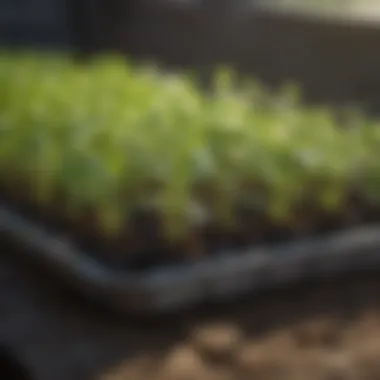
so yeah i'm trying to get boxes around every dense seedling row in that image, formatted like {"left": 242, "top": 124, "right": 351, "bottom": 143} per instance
{"left": 1, "top": 51, "right": 380, "bottom": 269}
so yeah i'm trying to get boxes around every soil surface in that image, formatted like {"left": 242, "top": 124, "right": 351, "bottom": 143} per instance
{"left": 2, "top": 248, "right": 380, "bottom": 380}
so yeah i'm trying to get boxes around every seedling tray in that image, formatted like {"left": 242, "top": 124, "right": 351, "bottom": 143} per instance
{"left": 3, "top": 52, "right": 380, "bottom": 315}
{"left": 2, "top": 203, "right": 380, "bottom": 314}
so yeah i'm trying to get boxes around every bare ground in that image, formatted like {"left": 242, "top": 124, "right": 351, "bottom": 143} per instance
{"left": 2, "top": 248, "right": 380, "bottom": 380}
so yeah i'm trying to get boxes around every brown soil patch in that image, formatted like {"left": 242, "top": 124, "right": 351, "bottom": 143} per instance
{"left": 2, "top": 249, "right": 380, "bottom": 380}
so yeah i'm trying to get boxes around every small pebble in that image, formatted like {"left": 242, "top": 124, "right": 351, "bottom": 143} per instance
{"left": 321, "top": 351, "right": 354, "bottom": 380}
{"left": 292, "top": 319, "right": 341, "bottom": 348}
{"left": 162, "top": 345, "right": 205, "bottom": 380}
{"left": 191, "top": 323, "right": 243, "bottom": 362}
{"left": 352, "top": 341, "right": 380, "bottom": 380}
{"left": 236, "top": 338, "right": 295, "bottom": 377}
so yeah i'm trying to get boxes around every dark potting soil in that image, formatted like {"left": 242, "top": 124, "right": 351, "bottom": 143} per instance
{"left": 1, "top": 186, "right": 380, "bottom": 273}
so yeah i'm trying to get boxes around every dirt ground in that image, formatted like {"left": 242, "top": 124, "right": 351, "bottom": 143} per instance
{"left": 2, "top": 248, "right": 380, "bottom": 380}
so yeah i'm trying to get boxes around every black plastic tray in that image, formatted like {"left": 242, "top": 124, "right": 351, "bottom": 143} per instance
{"left": 1, "top": 203, "right": 380, "bottom": 314}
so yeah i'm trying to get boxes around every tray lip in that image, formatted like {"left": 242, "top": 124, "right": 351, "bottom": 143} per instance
{"left": 1, "top": 202, "right": 380, "bottom": 314}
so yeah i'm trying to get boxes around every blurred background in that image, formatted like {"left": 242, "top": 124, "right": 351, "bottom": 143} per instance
{"left": 2, "top": 0, "right": 380, "bottom": 108}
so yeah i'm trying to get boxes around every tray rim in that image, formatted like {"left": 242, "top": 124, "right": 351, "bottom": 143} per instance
{"left": 1, "top": 203, "right": 380, "bottom": 314}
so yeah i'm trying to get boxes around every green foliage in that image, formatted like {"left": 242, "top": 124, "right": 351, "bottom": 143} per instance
{"left": 0, "top": 51, "right": 379, "bottom": 241}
